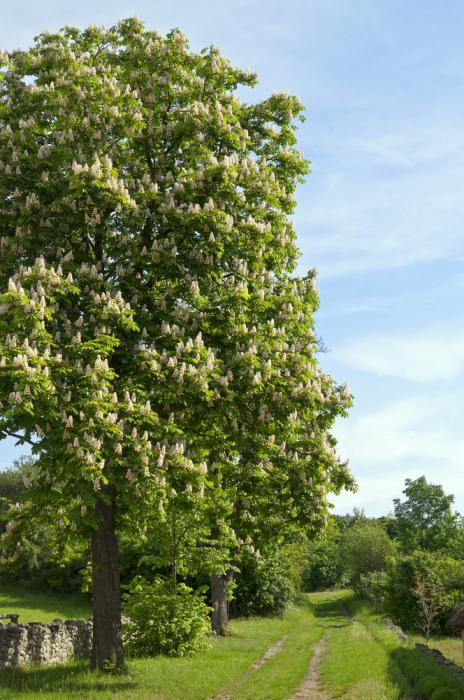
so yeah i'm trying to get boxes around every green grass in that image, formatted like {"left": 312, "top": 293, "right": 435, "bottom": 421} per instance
{"left": 338, "top": 594, "right": 464, "bottom": 700}
{"left": 0, "top": 582, "right": 90, "bottom": 623}
{"left": 225, "top": 596, "right": 324, "bottom": 700}
{"left": 0, "top": 604, "right": 320, "bottom": 700}
{"left": 1, "top": 584, "right": 464, "bottom": 699}
{"left": 412, "top": 632, "right": 464, "bottom": 667}
{"left": 316, "top": 591, "right": 411, "bottom": 699}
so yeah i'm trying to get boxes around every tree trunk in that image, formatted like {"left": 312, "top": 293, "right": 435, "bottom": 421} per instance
{"left": 91, "top": 490, "right": 124, "bottom": 670}
{"left": 210, "top": 571, "right": 233, "bottom": 635}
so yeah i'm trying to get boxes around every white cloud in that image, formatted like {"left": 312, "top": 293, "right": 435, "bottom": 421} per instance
{"left": 351, "top": 122, "right": 464, "bottom": 169}
{"left": 295, "top": 102, "right": 464, "bottom": 278}
{"left": 331, "top": 393, "right": 464, "bottom": 515}
{"left": 337, "top": 327, "right": 464, "bottom": 383}
{"left": 336, "top": 395, "right": 464, "bottom": 466}
{"left": 297, "top": 162, "right": 464, "bottom": 277}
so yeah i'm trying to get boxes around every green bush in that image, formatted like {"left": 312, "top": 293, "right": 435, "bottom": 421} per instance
{"left": 342, "top": 523, "right": 395, "bottom": 585}
{"left": 430, "top": 690, "right": 462, "bottom": 700}
{"left": 233, "top": 548, "right": 293, "bottom": 616}
{"left": 417, "top": 677, "right": 439, "bottom": 697}
{"left": 302, "top": 539, "right": 348, "bottom": 591}
{"left": 122, "top": 576, "right": 211, "bottom": 657}
{"left": 384, "top": 551, "right": 464, "bottom": 631}
{"left": 356, "top": 570, "right": 388, "bottom": 610}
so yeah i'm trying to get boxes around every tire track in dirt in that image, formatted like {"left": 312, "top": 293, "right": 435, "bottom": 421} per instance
{"left": 252, "top": 634, "right": 288, "bottom": 669}
{"left": 288, "top": 635, "right": 329, "bottom": 700}
{"left": 208, "top": 634, "right": 288, "bottom": 700}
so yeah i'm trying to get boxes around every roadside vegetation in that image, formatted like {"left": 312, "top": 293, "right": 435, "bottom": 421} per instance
{"left": 304, "top": 476, "right": 464, "bottom": 642}
{"left": 1, "top": 586, "right": 464, "bottom": 699}
{"left": 1, "top": 462, "right": 464, "bottom": 699}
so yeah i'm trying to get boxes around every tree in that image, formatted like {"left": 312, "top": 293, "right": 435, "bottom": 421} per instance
{"left": 0, "top": 456, "right": 33, "bottom": 506}
{"left": 0, "top": 19, "right": 352, "bottom": 667}
{"left": 342, "top": 522, "right": 395, "bottom": 586}
{"left": 413, "top": 572, "right": 443, "bottom": 642}
{"left": 393, "top": 477, "right": 459, "bottom": 552}
{"left": 384, "top": 551, "right": 464, "bottom": 631}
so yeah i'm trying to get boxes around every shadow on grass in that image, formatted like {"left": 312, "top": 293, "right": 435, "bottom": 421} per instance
{"left": 0, "top": 661, "right": 137, "bottom": 696}
{"left": 298, "top": 594, "right": 351, "bottom": 631}
{"left": 387, "top": 643, "right": 464, "bottom": 699}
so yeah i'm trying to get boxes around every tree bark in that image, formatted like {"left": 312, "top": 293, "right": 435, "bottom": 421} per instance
{"left": 210, "top": 570, "right": 233, "bottom": 635}
{"left": 91, "top": 490, "right": 124, "bottom": 670}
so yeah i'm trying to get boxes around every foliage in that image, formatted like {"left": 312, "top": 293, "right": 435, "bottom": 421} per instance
{"left": 393, "top": 476, "right": 460, "bottom": 552}
{"left": 413, "top": 572, "right": 443, "bottom": 641}
{"left": 136, "top": 497, "right": 234, "bottom": 584}
{"left": 122, "top": 576, "right": 211, "bottom": 657}
{"left": 303, "top": 540, "right": 346, "bottom": 591}
{"left": 0, "top": 456, "right": 33, "bottom": 505}
{"left": 0, "top": 18, "right": 352, "bottom": 610}
{"left": 302, "top": 514, "right": 391, "bottom": 592}
{"left": 0, "top": 456, "right": 88, "bottom": 592}
{"left": 282, "top": 539, "right": 310, "bottom": 593}
{"left": 302, "top": 517, "right": 347, "bottom": 591}
{"left": 232, "top": 547, "right": 293, "bottom": 617}
{"left": 356, "top": 570, "right": 389, "bottom": 611}
{"left": 341, "top": 522, "right": 395, "bottom": 587}
{"left": 0, "top": 531, "right": 88, "bottom": 593}
{"left": 383, "top": 551, "right": 464, "bottom": 631}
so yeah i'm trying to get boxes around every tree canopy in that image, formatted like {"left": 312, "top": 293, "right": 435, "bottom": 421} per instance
{"left": 393, "top": 476, "right": 459, "bottom": 552}
{"left": 0, "top": 18, "right": 353, "bottom": 667}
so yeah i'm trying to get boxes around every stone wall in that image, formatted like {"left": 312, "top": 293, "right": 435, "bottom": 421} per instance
{"left": 383, "top": 617, "right": 464, "bottom": 680}
{"left": 0, "top": 618, "right": 92, "bottom": 667}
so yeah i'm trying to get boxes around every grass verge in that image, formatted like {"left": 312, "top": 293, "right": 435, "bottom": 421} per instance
{"left": 0, "top": 593, "right": 319, "bottom": 700}
{"left": 341, "top": 593, "right": 464, "bottom": 700}
{"left": 2, "top": 584, "right": 464, "bottom": 699}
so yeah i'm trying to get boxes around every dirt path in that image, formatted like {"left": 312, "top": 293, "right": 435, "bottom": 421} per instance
{"left": 288, "top": 635, "right": 329, "bottom": 700}
{"left": 252, "top": 634, "right": 288, "bottom": 669}
{"left": 208, "top": 634, "right": 288, "bottom": 700}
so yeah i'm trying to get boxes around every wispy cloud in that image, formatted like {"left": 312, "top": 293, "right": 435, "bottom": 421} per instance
{"left": 337, "top": 326, "right": 464, "bottom": 383}
{"left": 351, "top": 122, "right": 464, "bottom": 169}
{"left": 297, "top": 157, "right": 464, "bottom": 277}
{"left": 332, "top": 393, "right": 464, "bottom": 514}
{"left": 317, "top": 272, "right": 464, "bottom": 318}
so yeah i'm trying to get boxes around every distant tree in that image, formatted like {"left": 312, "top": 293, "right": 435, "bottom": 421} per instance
{"left": 413, "top": 571, "right": 443, "bottom": 642}
{"left": 384, "top": 551, "right": 464, "bottom": 630}
{"left": 393, "top": 477, "right": 459, "bottom": 552}
{"left": 233, "top": 546, "right": 293, "bottom": 617}
{"left": 342, "top": 522, "right": 395, "bottom": 585}
{"left": 0, "top": 456, "right": 33, "bottom": 505}
{"left": 303, "top": 516, "right": 346, "bottom": 591}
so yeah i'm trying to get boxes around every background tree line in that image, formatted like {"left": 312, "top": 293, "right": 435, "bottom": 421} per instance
{"left": 2, "top": 459, "right": 462, "bottom": 646}
{"left": 303, "top": 475, "right": 464, "bottom": 639}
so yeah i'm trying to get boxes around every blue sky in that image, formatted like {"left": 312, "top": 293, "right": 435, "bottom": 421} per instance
{"left": 1, "top": 1, "right": 464, "bottom": 516}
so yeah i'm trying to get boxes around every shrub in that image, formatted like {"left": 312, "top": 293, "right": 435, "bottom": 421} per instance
{"left": 384, "top": 551, "right": 464, "bottom": 631}
{"left": 357, "top": 570, "right": 388, "bottom": 610}
{"left": 302, "top": 540, "right": 347, "bottom": 591}
{"left": 342, "top": 523, "right": 395, "bottom": 585}
{"left": 122, "top": 576, "right": 211, "bottom": 657}
{"left": 431, "top": 690, "right": 462, "bottom": 700}
{"left": 233, "top": 548, "right": 293, "bottom": 616}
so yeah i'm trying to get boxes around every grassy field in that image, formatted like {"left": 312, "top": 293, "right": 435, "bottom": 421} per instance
{"left": 0, "top": 585, "right": 464, "bottom": 699}
{"left": 412, "top": 632, "right": 463, "bottom": 668}
{"left": 0, "top": 582, "right": 90, "bottom": 623}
